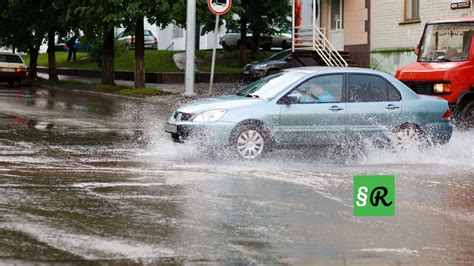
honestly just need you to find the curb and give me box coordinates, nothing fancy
[36,67,243,84]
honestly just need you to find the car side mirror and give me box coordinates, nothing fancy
[278,95,300,105]
[413,45,420,56]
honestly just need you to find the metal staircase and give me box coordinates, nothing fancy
[292,0,347,67]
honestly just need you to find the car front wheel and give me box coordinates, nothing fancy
[231,124,271,159]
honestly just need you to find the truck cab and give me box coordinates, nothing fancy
[395,18,474,126]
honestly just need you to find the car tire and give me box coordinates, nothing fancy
[461,101,474,128]
[230,123,272,160]
[389,124,427,151]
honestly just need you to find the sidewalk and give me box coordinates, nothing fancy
[37,73,244,96]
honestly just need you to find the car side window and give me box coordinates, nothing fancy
[387,83,402,101]
[289,75,343,104]
[348,74,401,102]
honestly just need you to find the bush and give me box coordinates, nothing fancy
[88,40,127,68]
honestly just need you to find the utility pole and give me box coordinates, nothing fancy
[185,0,196,96]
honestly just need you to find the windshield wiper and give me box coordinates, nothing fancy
[435,57,452,62]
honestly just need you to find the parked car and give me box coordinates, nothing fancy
[244,49,322,79]
[0,52,27,86]
[165,67,453,159]
[117,29,158,50]
[219,31,291,50]
[55,37,90,52]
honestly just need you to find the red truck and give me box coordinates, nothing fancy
[395,18,474,126]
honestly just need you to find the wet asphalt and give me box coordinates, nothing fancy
[0,84,473,265]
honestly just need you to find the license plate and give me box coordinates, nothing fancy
[0,68,15,72]
[244,70,250,75]
[164,123,178,134]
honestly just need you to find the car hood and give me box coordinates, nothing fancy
[177,95,262,114]
[396,61,467,81]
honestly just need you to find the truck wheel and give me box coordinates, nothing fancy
[461,101,474,128]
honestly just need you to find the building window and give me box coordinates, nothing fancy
[173,25,183,38]
[403,0,420,22]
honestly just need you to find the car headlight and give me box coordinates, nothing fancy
[253,64,267,70]
[433,83,451,94]
[193,109,227,122]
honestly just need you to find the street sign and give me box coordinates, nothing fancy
[208,0,232,15]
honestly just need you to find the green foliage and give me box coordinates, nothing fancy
[96,84,168,96]
[88,41,128,67]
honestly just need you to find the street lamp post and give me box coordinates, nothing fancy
[185,0,196,96]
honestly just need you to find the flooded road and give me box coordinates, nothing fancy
[0,85,473,264]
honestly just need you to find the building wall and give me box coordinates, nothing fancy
[371,0,473,74]
[344,0,370,67]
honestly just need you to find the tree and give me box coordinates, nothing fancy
[0,0,61,79]
[121,0,174,88]
[227,0,291,61]
[70,1,127,85]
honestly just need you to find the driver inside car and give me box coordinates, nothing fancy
[298,84,336,103]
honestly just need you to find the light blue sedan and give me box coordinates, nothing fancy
[165,67,453,159]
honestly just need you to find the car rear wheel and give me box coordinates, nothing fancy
[231,124,271,159]
[389,124,427,151]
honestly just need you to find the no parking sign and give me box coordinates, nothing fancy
[208,0,232,15]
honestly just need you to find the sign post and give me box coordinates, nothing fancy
[208,0,232,96]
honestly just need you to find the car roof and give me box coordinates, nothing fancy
[427,17,474,24]
[284,66,386,76]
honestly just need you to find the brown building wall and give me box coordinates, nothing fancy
[343,0,370,68]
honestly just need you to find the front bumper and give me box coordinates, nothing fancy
[422,121,453,145]
[0,71,26,82]
[165,120,236,145]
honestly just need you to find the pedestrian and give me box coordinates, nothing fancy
[66,34,78,62]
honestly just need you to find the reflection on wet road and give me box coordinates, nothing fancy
[0,86,473,264]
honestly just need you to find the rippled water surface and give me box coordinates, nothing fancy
[0,86,473,264]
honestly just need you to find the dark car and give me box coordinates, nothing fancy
[243,49,323,79]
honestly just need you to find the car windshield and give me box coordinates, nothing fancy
[237,71,306,99]
[418,22,474,62]
[268,50,290,60]
[0,54,23,63]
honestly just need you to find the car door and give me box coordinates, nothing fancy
[345,73,403,142]
[276,74,346,146]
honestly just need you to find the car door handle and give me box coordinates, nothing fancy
[329,105,344,112]
[386,104,400,110]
